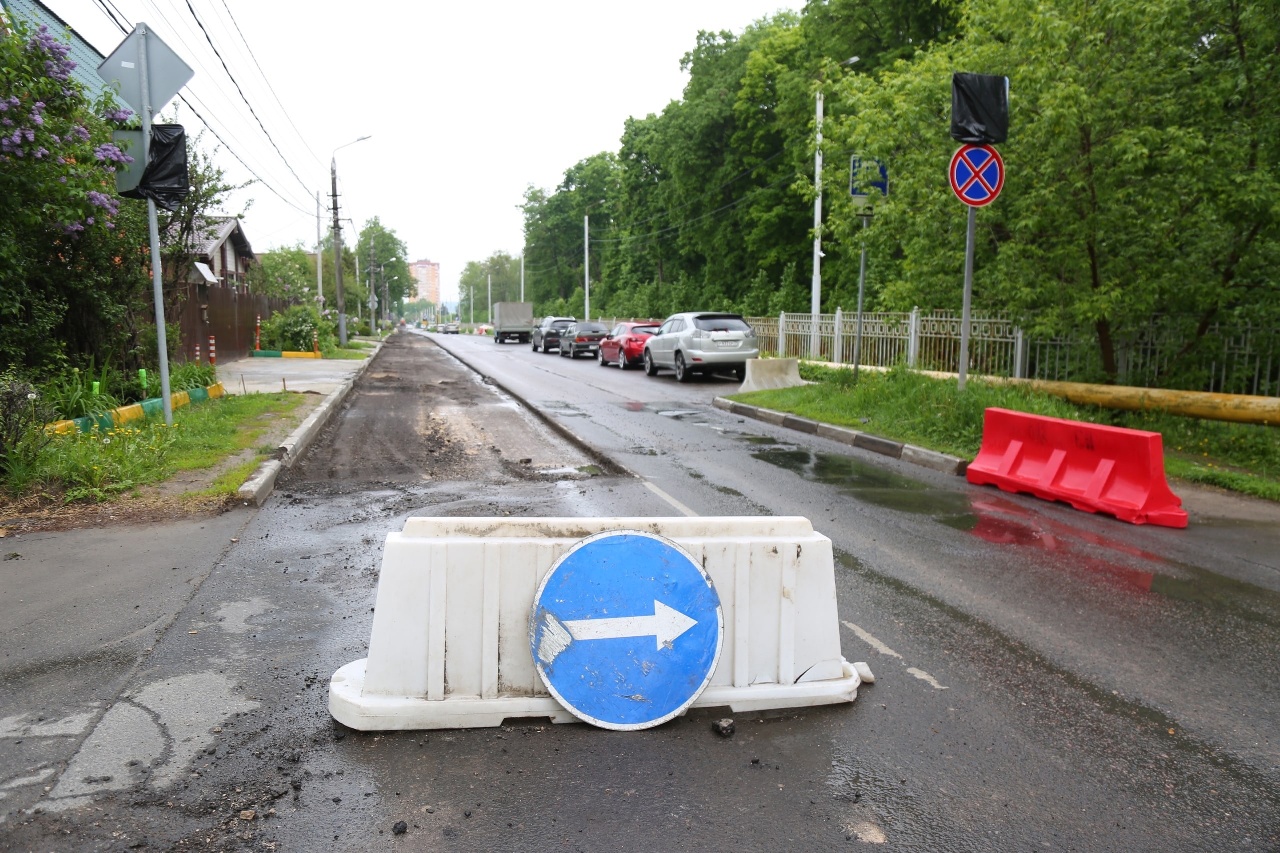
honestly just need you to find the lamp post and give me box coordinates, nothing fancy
[810,57,859,358]
[584,199,605,322]
[330,135,371,346]
[316,191,323,307]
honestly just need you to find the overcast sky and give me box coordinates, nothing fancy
[39,0,802,303]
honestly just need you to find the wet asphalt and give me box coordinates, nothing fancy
[1,330,1277,850]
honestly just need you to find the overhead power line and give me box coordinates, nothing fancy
[180,0,313,197]
[85,0,314,216]
[217,0,321,170]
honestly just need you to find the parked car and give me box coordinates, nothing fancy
[531,316,576,353]
[642,312,759,382]
[559,321,610,358]
[442,322,461,334]
[599,321,660,369]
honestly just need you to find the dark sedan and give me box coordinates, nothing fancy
[559,321,610,358]
[598,321,660,370]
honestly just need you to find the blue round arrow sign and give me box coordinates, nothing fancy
[529,530,723,730]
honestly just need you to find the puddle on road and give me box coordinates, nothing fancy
[614,401,713,424]
[752,447,971,516]
[754,447,1280,622]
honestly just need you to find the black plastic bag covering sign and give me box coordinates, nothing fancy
[950,73,1009,145]
[121,124,189,211]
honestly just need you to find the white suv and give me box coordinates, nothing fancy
[642,312,759,382]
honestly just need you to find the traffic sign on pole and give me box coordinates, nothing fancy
[97,25,192,116]
[529,530,723,730]
[949,144,1005,207]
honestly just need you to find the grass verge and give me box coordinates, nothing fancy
[3,392,308,504]
[730,364,1280,502]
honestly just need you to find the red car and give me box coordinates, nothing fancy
[598,321,660,370]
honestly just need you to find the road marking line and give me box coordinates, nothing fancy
[906,668,949,690]
[841,621,902,659]
[643,481,698,517]
[842,622,949,690]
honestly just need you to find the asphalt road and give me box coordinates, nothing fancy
[2,330,1277,851]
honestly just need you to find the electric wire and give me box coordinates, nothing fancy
[180,0,313,197]
[217,0,322,170]
[85,0,314,216]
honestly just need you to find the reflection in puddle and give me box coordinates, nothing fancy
[752,447,971,515]
[754,447,1280,622]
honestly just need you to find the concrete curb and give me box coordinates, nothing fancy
[713,397,969,476]
[236,344,383,505]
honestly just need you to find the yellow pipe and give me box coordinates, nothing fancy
[1021,379,1279,426]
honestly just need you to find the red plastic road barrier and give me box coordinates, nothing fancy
[966,408,1188,528]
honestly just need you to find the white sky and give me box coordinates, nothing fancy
[39,0,802,304]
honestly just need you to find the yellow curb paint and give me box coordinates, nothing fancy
[48,420,77,434]
[172,390,191,409]
[280,351,321,359]
[207,383,225,399]
[115,404,145,425]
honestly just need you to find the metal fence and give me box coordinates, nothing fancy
[747,310,1280,396]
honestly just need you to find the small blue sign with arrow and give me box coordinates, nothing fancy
[529,530,723,730]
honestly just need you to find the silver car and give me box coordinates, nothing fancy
[642,312,759,382]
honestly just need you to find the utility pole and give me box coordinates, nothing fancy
[381,266,389,326]
[810,88,823,359]
[583,214,590,321]
[520,254,525,302]
[316,191,323,306]
[368,241,375,333]
[330,161,348,346]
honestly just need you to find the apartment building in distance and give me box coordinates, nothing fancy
[409,259,441,304]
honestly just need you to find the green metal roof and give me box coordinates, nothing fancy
[2,0,114,102]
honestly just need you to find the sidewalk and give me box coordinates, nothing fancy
[218,350,373,396]
[220,343,382,505]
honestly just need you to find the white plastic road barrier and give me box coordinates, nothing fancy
[329,517,868,730]
[739,357,806,394]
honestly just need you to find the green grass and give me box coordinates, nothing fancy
[731,363,1280,502]
[3,393,307,502]
[324,346,372,360]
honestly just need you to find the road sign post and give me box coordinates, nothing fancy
[849,157,888,380]
[949,144,1005,390]
[529,530,723,730]
[98,25,193,425]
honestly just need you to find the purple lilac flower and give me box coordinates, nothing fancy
[71,125,89,141]
[102,107,133,122]
[92,142,132,164]
[87,190,120,215]
[34,147,48,159]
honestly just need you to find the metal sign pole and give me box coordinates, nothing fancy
[852,216,870,380]
[137,24,173,425]
[958,204,976,391]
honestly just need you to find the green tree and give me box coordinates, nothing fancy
[249,244,316,301]
[0,20,139,373]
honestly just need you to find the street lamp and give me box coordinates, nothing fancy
[331,135,371,346]
[811,57,858,358]
[584,199,605,321]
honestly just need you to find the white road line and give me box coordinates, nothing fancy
[643,480,698,517]
[842,621,949,690]
[906,667,949,690]
[842,621,902,659]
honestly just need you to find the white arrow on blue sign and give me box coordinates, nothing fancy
[530,530,723,731]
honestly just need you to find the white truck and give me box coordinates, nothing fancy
[492,301,534,344]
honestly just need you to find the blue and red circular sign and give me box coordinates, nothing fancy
[949,144,1004,207]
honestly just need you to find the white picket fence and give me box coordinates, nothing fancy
[743,310,1280,396]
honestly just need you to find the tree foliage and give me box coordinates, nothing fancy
[486,0,1280,384]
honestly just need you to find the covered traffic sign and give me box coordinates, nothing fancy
[529,530,723,730]
[949,144,1005,207]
